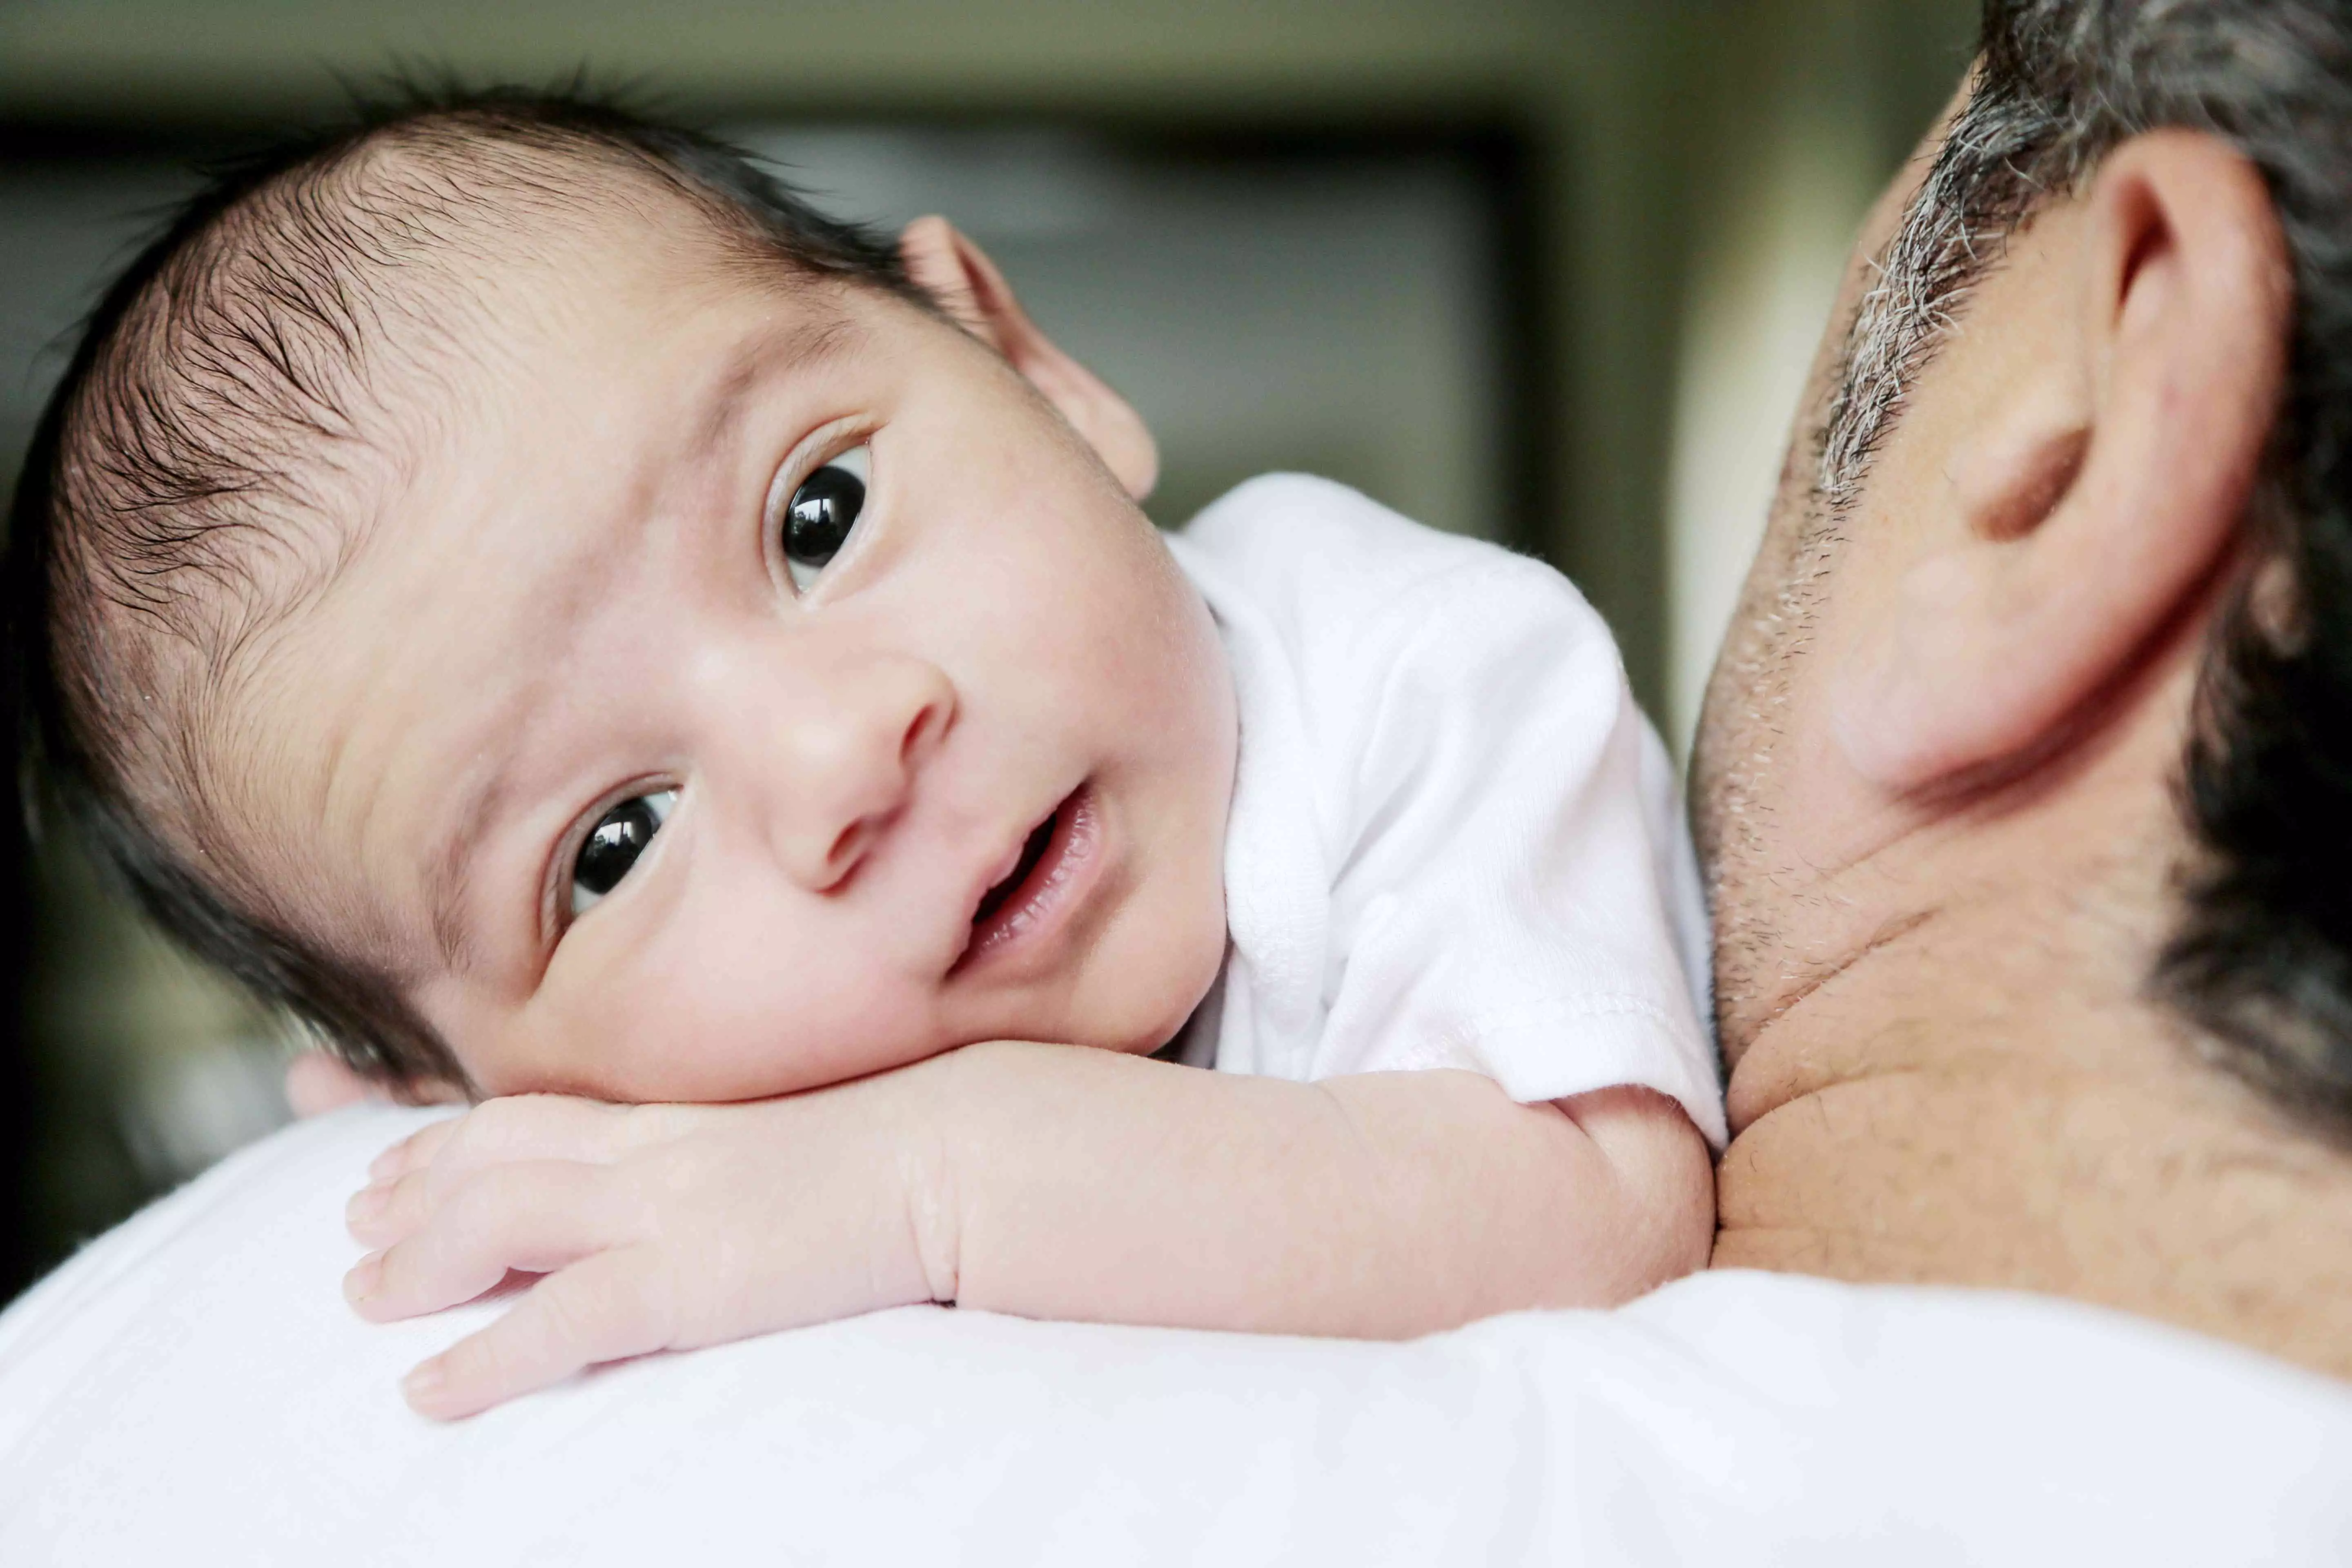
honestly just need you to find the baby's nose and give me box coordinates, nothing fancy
[770,653,956,893]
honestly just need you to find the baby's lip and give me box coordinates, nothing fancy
[970,826,1038,917]
[950,782,1087,975]
[954,796,1059,944]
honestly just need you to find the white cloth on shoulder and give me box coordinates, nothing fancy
[1165,475,1724,1145]
[7,1105,2351,1565]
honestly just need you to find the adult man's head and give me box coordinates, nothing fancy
[1695,0,2352,1374]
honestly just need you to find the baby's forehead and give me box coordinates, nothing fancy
[343,128,724,261]
[332,145,758,359]
[130,149,813,879]
[251,151,828,571]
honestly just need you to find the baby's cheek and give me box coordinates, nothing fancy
[554,955,940,1104]
[668,995,938,1102]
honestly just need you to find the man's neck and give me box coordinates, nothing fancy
[1708,600,2352,1379]
[1712,834,2352,1379]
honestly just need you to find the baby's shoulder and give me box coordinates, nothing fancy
[1169,473,1610,664]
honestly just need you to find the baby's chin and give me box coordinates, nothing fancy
[1051,925,1229,1060]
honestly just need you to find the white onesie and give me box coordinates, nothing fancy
[1163,474,1726,1147]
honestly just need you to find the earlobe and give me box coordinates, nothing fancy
[1831,131,2290,795]
[897,216,1160,500]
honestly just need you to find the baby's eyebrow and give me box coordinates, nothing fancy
[694,310,866,454]
[423,688,541,975]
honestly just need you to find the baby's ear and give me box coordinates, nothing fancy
[283,1049,465,1117]
[898,215,1159,500]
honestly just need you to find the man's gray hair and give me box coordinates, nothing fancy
[1822,0,2352,1139]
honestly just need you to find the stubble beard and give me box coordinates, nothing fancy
[1692,457,1846,1065]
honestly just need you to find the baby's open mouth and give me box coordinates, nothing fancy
[956,784,1101,974]
[974,807,1060,927]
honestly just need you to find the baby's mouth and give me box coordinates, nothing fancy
[955,783,1100,974]
[973,807,1060,927]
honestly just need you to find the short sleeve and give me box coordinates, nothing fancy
[1316,557,1725,1145]
[1171,476,1726,1148]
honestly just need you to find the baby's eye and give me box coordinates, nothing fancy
[570,789,677,918]
[780,443,870,592]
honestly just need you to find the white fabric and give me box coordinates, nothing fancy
[7,1105,2351,1564]
[1166,476,1724,1145]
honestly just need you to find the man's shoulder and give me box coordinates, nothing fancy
[12,1107,2352,1564]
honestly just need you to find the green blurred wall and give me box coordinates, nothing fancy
[0,0,1976,712]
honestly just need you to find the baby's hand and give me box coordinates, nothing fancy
[343,1078,953,1419]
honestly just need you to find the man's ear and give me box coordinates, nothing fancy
[898,216,1159,500]
[1831,130,2292,793]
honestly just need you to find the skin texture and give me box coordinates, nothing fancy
[282,195,1710,1417]
[1694,97,2352,1378]
[349,1061,1705,1419]
[264,213,1231,1102]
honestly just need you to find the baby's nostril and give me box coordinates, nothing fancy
[902,697,948,767]
[824,820,869,883]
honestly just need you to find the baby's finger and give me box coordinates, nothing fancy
[345,1166,443,1248]
[344,1161,625,1322]
[400,1246,673,1420]
[368,1115,466,1182]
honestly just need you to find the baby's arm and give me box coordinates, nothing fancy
[347,1044,1709,1417]
[924,1045,1706,1336]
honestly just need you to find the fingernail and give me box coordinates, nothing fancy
[402,1360,446,1410]
[369,1145,408,1181]
[346,1183,390,1229]
[345,1251,384,1303]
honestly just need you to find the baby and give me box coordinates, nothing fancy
[6,93,1723,1419]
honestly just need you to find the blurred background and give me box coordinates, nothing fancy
[0,0,1975,1304]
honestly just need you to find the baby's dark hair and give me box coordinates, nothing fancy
[2,87,920,1087]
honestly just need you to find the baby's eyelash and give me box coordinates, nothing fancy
[543,781,679,944]
[569,789,678,918]
[764,422,879,535]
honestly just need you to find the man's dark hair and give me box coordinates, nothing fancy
[1821,0,2352,1140]
[1,88,918,1087]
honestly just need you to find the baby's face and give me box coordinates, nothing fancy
[250,225,1236,1100]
